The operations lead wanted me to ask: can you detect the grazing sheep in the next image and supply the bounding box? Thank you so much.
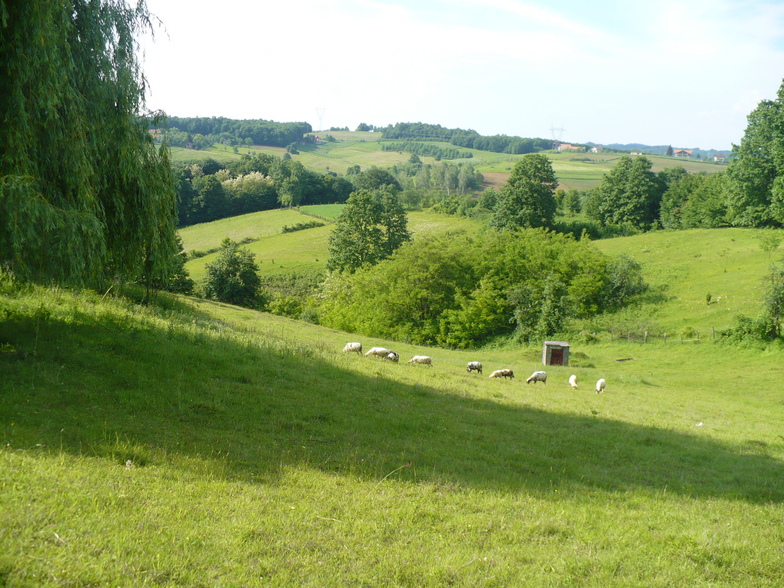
[342,342,362,354]
[466,361,483,374]
[489,368,514,379]
[569,374,578,389]
[596,378,606,394]
[386,351,400,363]
[407,355,432,366]
[365,346,392,358]
[526,371,547,385]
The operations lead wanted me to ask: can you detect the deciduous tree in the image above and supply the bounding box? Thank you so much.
[203,238,263,308]
[588,156,664,229]
[326,188,410,273]
[0,0,178,287]
[726,79,784,227]
[490,154,558,230]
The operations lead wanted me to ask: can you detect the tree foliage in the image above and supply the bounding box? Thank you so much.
[319,229,645,347]
[725,79,784,227]
[490,154,558,230]
[0,0,178,287]
[203,238,263,308]
[587,156,664,229]
[326,188,411,273]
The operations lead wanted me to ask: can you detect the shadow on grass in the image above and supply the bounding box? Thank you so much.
[2,303,783,504]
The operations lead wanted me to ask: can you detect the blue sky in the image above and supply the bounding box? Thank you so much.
[140,0,784,150]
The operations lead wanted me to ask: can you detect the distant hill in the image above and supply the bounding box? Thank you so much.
[589,142,732,158]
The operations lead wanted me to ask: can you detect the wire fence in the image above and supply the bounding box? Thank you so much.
[608,327,721,344]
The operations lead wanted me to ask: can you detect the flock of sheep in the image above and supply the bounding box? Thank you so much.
[342,342,607,393]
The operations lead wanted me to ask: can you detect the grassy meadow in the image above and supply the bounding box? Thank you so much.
[181,209,483,283]
[169,132,726,191]
[4,211,784,585]
[3,255,784,585]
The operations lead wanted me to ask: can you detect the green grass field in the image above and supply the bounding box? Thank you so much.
[170,132,726,191]
[3,247,784,585]
[181,209,483,283]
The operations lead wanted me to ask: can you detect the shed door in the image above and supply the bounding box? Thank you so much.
[550,348,564,365]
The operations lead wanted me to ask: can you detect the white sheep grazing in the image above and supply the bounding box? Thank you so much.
[365,346,392,358]
[466,361,483,374]
[526,371,547,385]
[342,342,362,354]
[386,351,400,363]
[596,378,606,394]
[489,368,514,379]
[569,374,578,389]
[407,355,432,366]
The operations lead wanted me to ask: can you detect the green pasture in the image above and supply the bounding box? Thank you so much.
[3,275,784,586]
[592,227,779,336]
[181,209,484,283]
[170,133,725,192]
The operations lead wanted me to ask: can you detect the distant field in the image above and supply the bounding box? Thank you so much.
[170,132,727,191]
[300,204,344,220]
[181,208,483,283]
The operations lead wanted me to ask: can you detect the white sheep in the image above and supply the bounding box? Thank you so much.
[526,371,547,385]
[466,361,483,374]
[568,374,578,389]
[596,378,606,394]
[489,368,514,379]
[365,346,392,358]
[342,342,362,354]
[386,351,400,363]
[407,355,432,366]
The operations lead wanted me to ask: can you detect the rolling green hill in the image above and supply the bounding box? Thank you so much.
[181,208,484,283]
[170,131,726,192]
[3,236,784,584]
[181,207,778,337]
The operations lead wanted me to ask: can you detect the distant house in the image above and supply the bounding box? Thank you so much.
[557,143,581,152]
[590,146,604,153]
[673,149,693,158]
[714,153,726,162]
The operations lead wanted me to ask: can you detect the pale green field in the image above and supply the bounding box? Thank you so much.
[170,132,726,191]
[181,209,483,283]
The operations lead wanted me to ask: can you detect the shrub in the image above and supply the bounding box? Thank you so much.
[203,238,265,308]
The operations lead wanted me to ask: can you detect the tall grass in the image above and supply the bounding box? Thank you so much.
[3,273,784,585]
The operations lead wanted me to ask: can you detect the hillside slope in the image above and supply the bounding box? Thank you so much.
[2,275,784,585]
[170,131,726,191]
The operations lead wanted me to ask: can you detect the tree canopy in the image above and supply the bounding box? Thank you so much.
[0,0,177,288]
[490,154,558,230]
[326,188,411,273]
[587,156,664,229]
[726,79,784,227]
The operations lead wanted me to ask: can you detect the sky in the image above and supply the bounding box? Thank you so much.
[139,0,784,150]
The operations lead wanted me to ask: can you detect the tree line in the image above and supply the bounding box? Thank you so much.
[161,117,312,149]
[380,122,552,155]
[381,141,474,161]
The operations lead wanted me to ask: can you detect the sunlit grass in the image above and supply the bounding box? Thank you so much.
[3,279,784,585]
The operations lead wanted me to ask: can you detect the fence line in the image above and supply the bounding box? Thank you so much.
[608,327,719,344]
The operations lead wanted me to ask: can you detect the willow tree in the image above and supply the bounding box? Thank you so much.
[0,0,177,289]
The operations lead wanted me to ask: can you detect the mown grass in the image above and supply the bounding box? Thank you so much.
[3,276,784,586]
